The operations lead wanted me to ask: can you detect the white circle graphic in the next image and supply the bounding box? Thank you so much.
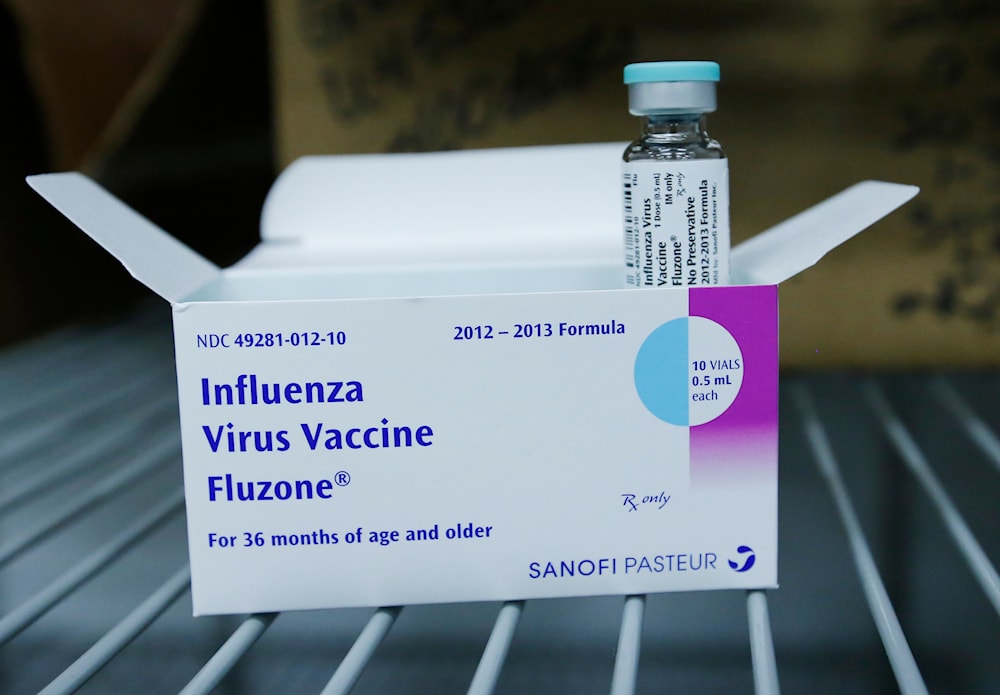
[687,316,743,425]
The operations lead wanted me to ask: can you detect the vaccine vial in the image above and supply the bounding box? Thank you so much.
[622,61,730,288]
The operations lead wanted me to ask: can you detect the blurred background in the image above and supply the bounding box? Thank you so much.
[1,0,999,365]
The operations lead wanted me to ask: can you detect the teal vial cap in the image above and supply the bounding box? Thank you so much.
[624,61,720,115]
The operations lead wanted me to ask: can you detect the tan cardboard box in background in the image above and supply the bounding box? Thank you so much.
[270,0,1000,368]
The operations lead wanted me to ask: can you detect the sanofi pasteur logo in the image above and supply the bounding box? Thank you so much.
[728,545,756,573]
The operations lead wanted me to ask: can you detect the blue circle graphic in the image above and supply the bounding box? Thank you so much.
[634,318,689,425]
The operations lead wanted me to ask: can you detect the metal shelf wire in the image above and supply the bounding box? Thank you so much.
[0,308,997,694]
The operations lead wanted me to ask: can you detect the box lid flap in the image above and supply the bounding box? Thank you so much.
[257,146,917,285]
[255,143,623,268]
[27,172,220,303]
[28,152,919,303]
[730,180,919,286]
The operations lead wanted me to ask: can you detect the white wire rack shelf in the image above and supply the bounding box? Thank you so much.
[0,308,997,694]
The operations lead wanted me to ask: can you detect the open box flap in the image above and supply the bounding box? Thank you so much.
[28,148,919,302]
[26,172,220,303]
[252,143,624,269]
[730,180,919,285]
[252,145,917,284]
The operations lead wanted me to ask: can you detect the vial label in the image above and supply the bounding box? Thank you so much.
[622,159,730,288]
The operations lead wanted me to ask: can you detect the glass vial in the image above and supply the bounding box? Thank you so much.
[622,61,730,288]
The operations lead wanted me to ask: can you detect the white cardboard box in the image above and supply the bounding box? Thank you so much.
[29,143,917,615]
